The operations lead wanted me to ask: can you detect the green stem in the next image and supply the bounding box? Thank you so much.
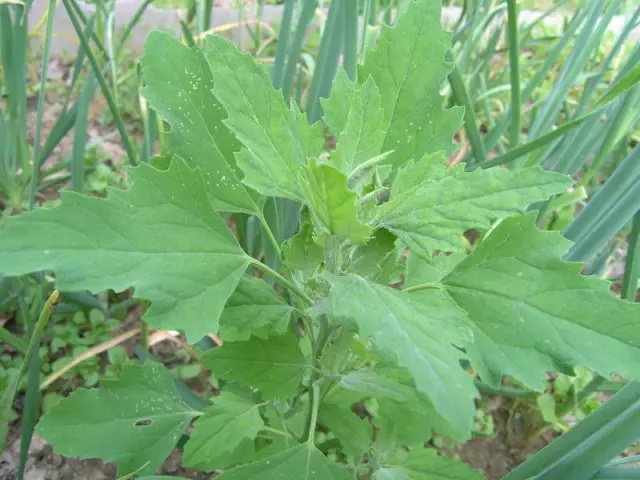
[139,321,149,351]
[474,380,537,398]
[251,260,313,306]
[257,214,282,261]
[346,150,393,184]
[18,290,59,380]
[305,382,321,444]
[262,426,292,439]
[0,290,59,433]
[301,314,332,444]
[403,282,442,293]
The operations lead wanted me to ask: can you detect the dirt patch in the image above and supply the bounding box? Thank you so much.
[456,402,558,480]
[1,431,216,480]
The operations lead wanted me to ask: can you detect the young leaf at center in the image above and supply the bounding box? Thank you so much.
[301,159,372,245]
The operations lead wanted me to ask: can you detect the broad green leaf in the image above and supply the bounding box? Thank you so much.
[202,334,308,399]
[140,32,263,215]
[36,363,200,476]
[0,159,250,341]
[182,390,264,471]
[218,276,294,342]
[358,0,463,170]
[282,219,324,275]
[376,398,437,450]
[339,369,414,403]
[388,152,447,199]
[322,70,386,176]
[405,251,465,287]
[346,229,401,284]
[375,156,571,255]
[320,326,360,375]
[373,364,464,447]
[319,398,372,457]
[322,68,356,138]
[217,443,352,479]
[443,213,640,390]
[201,35,323,201]
[301,160,372,244]
[374,448,483,480]
[326,274,476,436]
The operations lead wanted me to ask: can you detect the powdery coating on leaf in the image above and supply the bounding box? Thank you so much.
[216,443,352,479]
[376,161,572,256]
[326,274,477,437]
[202,35,323,202]
[140,31,263,215]
[322,71,387,177]
[301,160,372,244]
[35,363,200,476]
[182,390,264,471]
[202,334,309,399]
[0,159,250,342]
[443,213,640,389]
[358,0,463,169]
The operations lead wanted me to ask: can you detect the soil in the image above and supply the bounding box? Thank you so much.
[0,429,215,480]
[456,401,558,479]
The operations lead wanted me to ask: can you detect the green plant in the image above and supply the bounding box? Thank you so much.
[0,1,639,478]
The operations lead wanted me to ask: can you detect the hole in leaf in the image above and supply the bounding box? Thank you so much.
[135,419,153,427]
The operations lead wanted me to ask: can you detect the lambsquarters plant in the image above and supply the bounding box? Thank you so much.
[1,1,639,478]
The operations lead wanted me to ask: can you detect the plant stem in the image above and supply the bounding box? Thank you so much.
[0,290,59,445]
[257,214,282,261]
[251,260,313,306]
[302,314,332,444]
[306,382,320,444]
[18,290,59,381]
[403,282,442,293]
[262,426,292,438]
[139,321,149,351]
[474,380,537,398]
